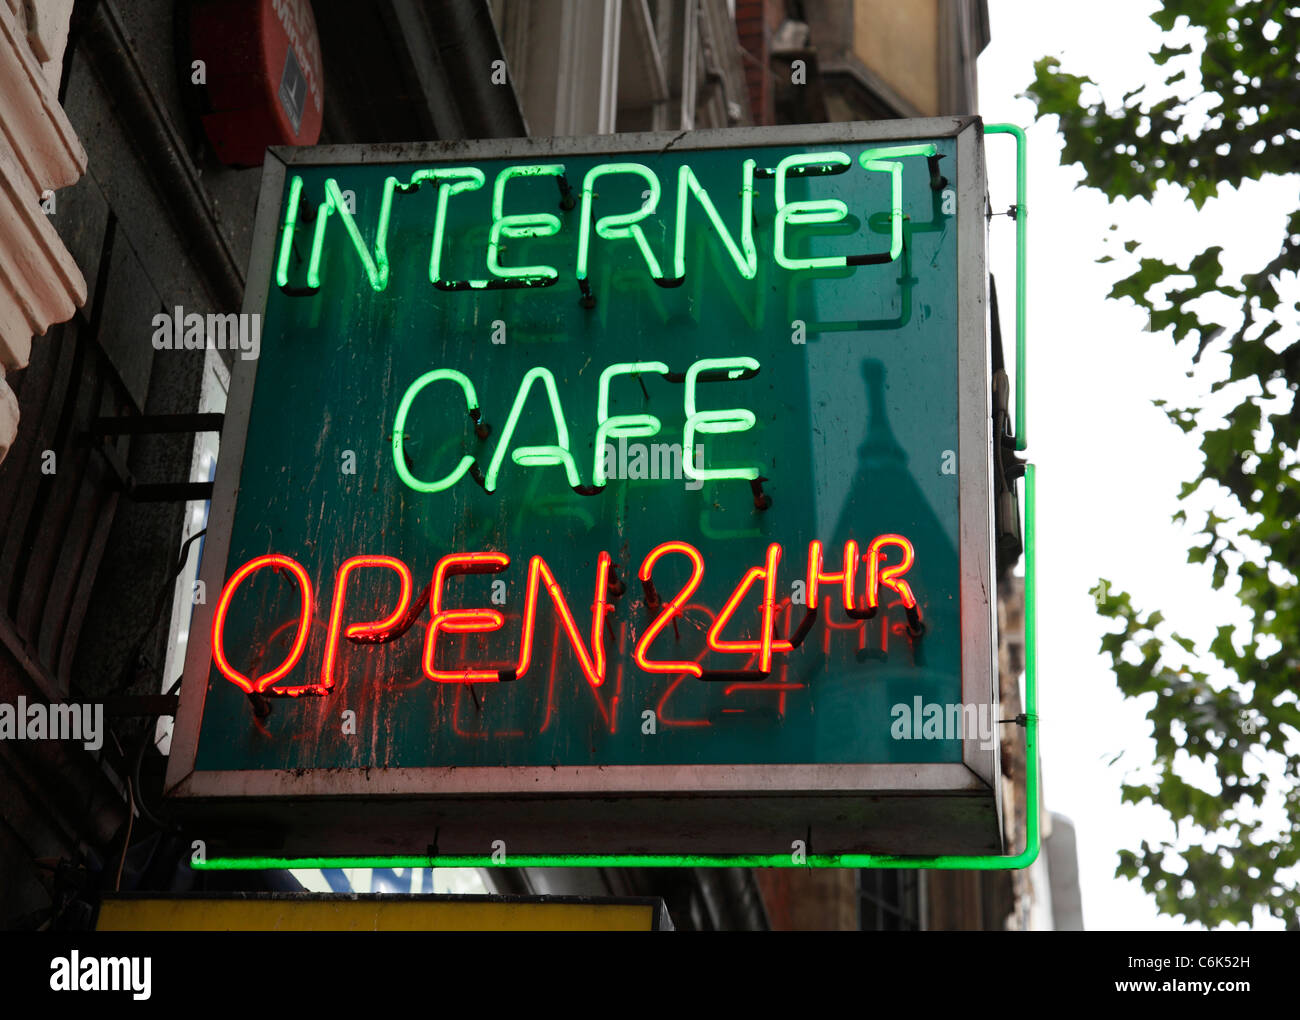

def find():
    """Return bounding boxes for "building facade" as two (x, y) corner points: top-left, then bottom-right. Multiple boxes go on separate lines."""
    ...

(0, 0), (1077, 931)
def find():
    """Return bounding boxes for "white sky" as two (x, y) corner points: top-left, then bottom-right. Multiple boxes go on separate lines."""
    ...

(980, 0), (1297, 930)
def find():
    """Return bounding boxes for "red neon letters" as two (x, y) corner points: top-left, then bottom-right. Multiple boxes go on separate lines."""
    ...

(212, 553), (314, 694)
(806, 538), (860, 611)
(518, 552), (614, 688)
(320, 554), (414, 692)
(634, 541), (706, 677)
(865, 534), (918, 610)
(424, 552), (511, 682)
(210, 537), (921, 694)
(705, 543), (793, 673)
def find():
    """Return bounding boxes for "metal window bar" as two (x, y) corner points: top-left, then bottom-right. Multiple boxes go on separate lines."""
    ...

(859, 869), (922, 931)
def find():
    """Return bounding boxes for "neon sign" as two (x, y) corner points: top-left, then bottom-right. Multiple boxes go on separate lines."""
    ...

(172, 122), (1001, 863)
(635, 541), (706, 678)
(211, 538), (922, 696)
(394, 355), (764, 495)
(211, 554), (313, 695)
(273, 147), (942, 295)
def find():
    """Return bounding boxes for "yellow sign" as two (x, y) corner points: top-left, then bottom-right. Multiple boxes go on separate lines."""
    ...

(97, 894), (666, 931)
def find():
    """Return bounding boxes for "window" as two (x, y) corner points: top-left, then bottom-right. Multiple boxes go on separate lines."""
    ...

(859, 869), (924, 930)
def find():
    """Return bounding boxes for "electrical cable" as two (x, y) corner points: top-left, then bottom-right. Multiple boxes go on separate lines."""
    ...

(114, 777), (134, 892)
(132, 725), (175, 831)
(105, 529), (206, 696)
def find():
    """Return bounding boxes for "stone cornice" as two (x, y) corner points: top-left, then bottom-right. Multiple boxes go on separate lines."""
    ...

(0, 4), (85, 194)
(0, 1), (86, 460)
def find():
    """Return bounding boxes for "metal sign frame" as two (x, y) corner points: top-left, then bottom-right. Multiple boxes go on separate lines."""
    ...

(166, 117), (1011, 864)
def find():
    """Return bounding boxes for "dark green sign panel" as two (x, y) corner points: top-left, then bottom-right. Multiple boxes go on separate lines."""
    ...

(169, 120), (1000, 858)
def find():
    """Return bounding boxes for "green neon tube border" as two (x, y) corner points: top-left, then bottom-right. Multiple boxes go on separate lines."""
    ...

(984, 123), (1028, 452)
(196, 130), (1039, 874)
(193, 467), (1038, 873)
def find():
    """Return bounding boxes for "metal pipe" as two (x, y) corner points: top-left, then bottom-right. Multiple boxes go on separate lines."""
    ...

(984, 123), (1028, 453)
(192, 123), (1041, 876)
(194, 464), (1041, 873)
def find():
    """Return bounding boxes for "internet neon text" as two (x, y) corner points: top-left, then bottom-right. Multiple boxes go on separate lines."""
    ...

(274, 146), (939, 293)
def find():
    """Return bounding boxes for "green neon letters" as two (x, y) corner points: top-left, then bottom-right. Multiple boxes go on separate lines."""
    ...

(426, 168), (488, 288)
(773, 151), (852, 271)
(393, 357), (763, 494)
(488, 163), (565, 282)
(484, 367), (583, 492)
(392, 369), (480, 493)
(276, 148), (940, 291)
(673, 160), (757, 280)
(276, 174), (399, 291)
(275, 174), (305, 289)
(683, 357), (761, 482)
(593, 361), (671, 485)
(857, 144), (937, 263)
(577, 162), (666, 282)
